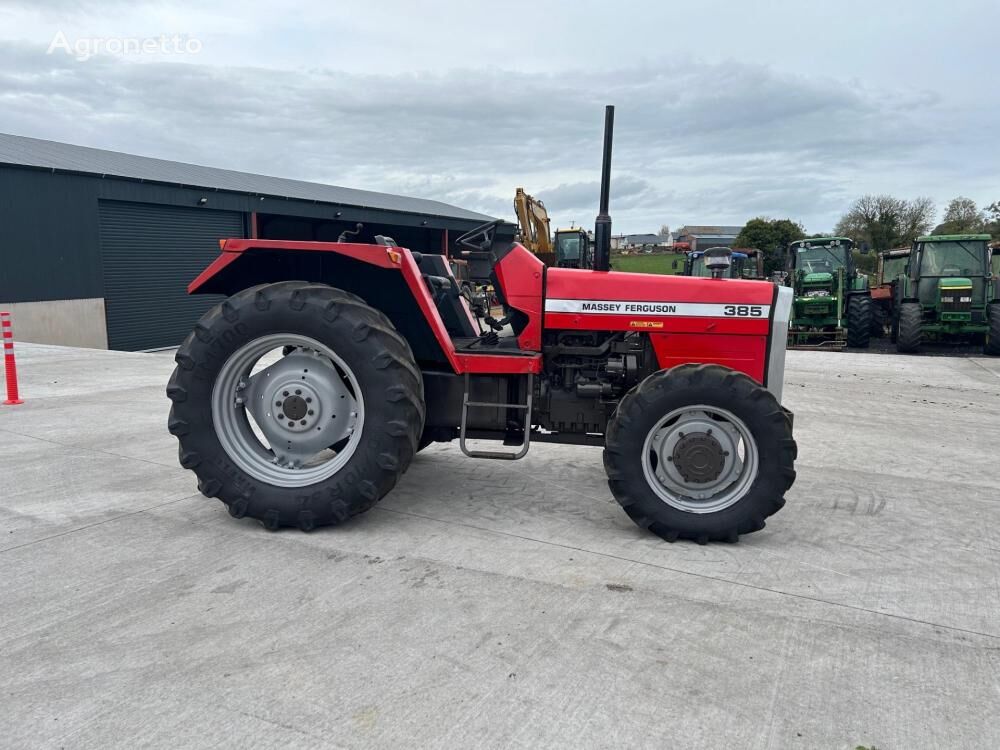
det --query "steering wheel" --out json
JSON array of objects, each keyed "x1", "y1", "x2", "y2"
[{"x1": 455, "y1": 219, "x2": 504, "y2": 254}]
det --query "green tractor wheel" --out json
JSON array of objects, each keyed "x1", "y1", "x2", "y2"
[
  {"x1": 896, "y1": 302, "x2": 923, "y2": 353},
  {"x1": 846, "y1": 296, "x2": 873, "y2": 349},
  {"x1": 985, "y1": 304, "x2": 1000, "y2": 356}
]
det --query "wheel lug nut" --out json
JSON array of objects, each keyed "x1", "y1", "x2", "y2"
[
  {"x1": 306, "y1": 397, "x2": 312, "y2": 403},
  {"x1": 295, "y1": 389, "x2": 302, "y2": 395},
  {"x1": 308, "y1": 410, "x2": 314, "y2": 416},
  {"x1": 275, "y1": 401, "x2": 282, "y2": 407},
  {"x1": 300, "y1": 420, "x2": 306, "y2": 426},
  {"x1": 283, "y1": 391, "x2": 289, "y2": 397},
  {"x1": 288, "y1": 421, "x2": 294, "y2": 427}
]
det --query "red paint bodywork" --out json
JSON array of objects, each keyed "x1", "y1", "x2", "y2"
[
  {"x1": 545, "y1": 266, "x2": 773, "y2": 382},
  {"x1": 493, "y1": 245, "x2": 545, "y2": 351},
  {"x1": 190, "y1": 239, "x2": 541, "y2": 375},
  {"x1": 871, "y1": 285, "x2": 892, "y2": 301},
  {"x1": 189, "y1": 239, "x2": 775, "y2": 383}
]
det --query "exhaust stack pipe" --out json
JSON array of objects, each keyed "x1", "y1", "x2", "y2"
[{"x1": 593, "y1": 105, "x2": 614, "y2": 272}]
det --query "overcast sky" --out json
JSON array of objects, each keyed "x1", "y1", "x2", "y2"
[{"x1": 1, "y1": 0, "x2": 997, "y2": 234}]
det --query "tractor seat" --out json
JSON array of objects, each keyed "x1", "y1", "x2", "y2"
[{"x1": 413, "y1": 253, "x2": 480, "y2": 339}]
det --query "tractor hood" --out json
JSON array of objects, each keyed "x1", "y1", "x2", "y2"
[
  {"x1": 803, "y1": 272, "x2": 833, "y2": 285},
  {"x1": 938, "y1": 277, "x2": 973, "y2": 290}
]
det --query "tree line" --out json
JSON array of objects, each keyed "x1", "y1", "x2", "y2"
[{"x1": 733, "y1": 196, "x2": 1000, "y2": 275}]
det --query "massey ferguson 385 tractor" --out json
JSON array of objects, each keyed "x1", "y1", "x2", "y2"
[{"x1": 167, "y1": 108, "x2": 798, "y2": 544}]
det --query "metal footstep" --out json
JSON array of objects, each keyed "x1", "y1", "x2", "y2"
[{"x1": 459, "y1": 373, "x2": 532, "y2": 460}]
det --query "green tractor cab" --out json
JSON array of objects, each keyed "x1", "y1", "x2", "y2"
[
  {"x1": 784, "y1": 237, "x2": 873, "y2": 348},
  {"x1": 894, "y1": 234, "x2": 999, "y2": 354}
]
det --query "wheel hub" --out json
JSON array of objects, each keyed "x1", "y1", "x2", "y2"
[
  {"x1": 269, "y1": 382, "x2": 321, "y2": 433},
  {"x1": 280, "y1": 394, "x2": 309, "y2": 421},
  {"x1": 642, "y1": 406, "x2": 758, "y2": 512},
  {"x1": 672, "y1": 432, "x2": 726, "y2": 484},
  {"x1": 213, "y1": 338, "x2": 363, "y2": 485}
]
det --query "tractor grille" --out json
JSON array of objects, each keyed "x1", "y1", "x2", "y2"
[
  {"x1": 940, "y1": 289, "x2": 972, "y2": 314},
  {"x1": 803, "y1": 300, "x2": 832, "y2": 315}
]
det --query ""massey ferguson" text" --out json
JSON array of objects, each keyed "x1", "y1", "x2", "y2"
[{"x1": 580, "y1": 302, "x2": 678, "y2": 314}]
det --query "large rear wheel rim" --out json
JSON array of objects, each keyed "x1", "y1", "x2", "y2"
[
  {"x1": 211, "y1": 333, "x2": 365, "y2": 488},
  {"x1": 641, "y1": 404, "x2": 759, "y2": 514}
]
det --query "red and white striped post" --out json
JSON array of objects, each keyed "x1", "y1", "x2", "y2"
[{"x1": 2, "y1": 311, "x2": 24, "y2": 405}]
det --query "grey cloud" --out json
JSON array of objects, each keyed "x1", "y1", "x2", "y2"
[{"x1": 0, "y1": 40, "x2": 995, "y2": 232}]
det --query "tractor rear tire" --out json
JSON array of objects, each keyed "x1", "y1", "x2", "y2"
[
  {"x1": 985, "y1": 304, "x2": 1000, "y2": 356},
  {"x1": 604, "y1": 364, "x2": 796, "y2": 544},
  {"x1": 896, "y1": 302, "x2": 923, "y2": 353},
  {"x1": 846, "y1": 295, "x2": 872, "y2": 349},
  {"x1": 167, "y1": 281, "x2": 424, "y2": 531}
]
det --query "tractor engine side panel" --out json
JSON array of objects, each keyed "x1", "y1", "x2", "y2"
[
  {"x1": 544, "y1": 268, "x2": 776, "y2": 385},
  {"x1": 646, "y1": 333, "x2": 765, "y2": 383}
]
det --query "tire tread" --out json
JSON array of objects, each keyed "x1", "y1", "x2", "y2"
[{"x1": 167, "y1": 281, "x2": 424, "y2": 531}]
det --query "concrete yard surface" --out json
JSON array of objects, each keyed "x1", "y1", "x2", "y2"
[{"x1": 1, "y1": 343, "x2": 999, "y2": 749}]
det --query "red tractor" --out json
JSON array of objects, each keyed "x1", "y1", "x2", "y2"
[{"x1": 168, "y1": 108, "x2": 797, "y2": 544}]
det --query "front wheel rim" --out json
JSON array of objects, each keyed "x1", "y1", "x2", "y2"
[
  {"x1": 641, "y1": 405, "x2": 759, "y2": 514},
  {"x1": 211, "y1": 333, "x2": 365, "y2": 488}
]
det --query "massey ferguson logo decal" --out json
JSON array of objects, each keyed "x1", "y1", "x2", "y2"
[
  {"x1": 545, "y1": 299, "x2": 770, "y2": 318},
  {"x1": 580, "y1": 301, "x2": 678, "y2": 314}
]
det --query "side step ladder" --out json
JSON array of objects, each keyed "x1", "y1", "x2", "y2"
[{"x1": 459, "y1": 373, "x2": 532, "y2": 460}]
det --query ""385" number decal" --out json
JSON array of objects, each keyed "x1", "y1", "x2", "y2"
[{"x1": 723, "y1": 305, "x2": 765, "y2": 317}]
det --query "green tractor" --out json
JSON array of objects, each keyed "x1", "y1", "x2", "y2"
[
  {"x1": 894, "y1": 234, "x2": 1000, "y2": 354},
  {"x1": 784, "y1": 237, "x2": 873, "y2": 348}
]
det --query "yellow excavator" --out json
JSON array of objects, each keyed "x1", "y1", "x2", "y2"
[{"x1": 513, "y1": 187, "x2": 592, "y2": 268}]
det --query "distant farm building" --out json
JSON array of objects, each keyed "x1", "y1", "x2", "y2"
[
  {"x1": 612, "y1": 232, "x2": 673, "y2": 252},
  {"x1": 674, "y1": 225, "x2": 743, "y2": 253}
]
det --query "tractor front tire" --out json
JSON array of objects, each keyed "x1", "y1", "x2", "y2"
[
  {"x1": 985, "y1": 304, "x2": 1000, "y2": 356},
  {"x1": 167, "y1": 281, "x2": 424, "y2": 531},
  {"x1": 896, "y1": 302, "x2": 923, "y2": 353},
  {"x1": 604, "y1": 364, "x2": 796, "y2": 544},
  {"x1": 846, "y1": 295, "x2": 873, "y2": 348}
]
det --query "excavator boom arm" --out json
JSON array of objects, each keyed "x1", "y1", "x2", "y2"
[{"x1": 514, "y1": 187, "x2": 553, "y2": 256}]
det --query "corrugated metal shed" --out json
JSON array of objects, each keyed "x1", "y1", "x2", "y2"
[{"x1": 0, "y1": 132, "x2": 492, "y2": 222}]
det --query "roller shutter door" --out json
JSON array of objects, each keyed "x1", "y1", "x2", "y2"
[{"x1": 99, "y1": 201, "x2": 245, "y2": 350}]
